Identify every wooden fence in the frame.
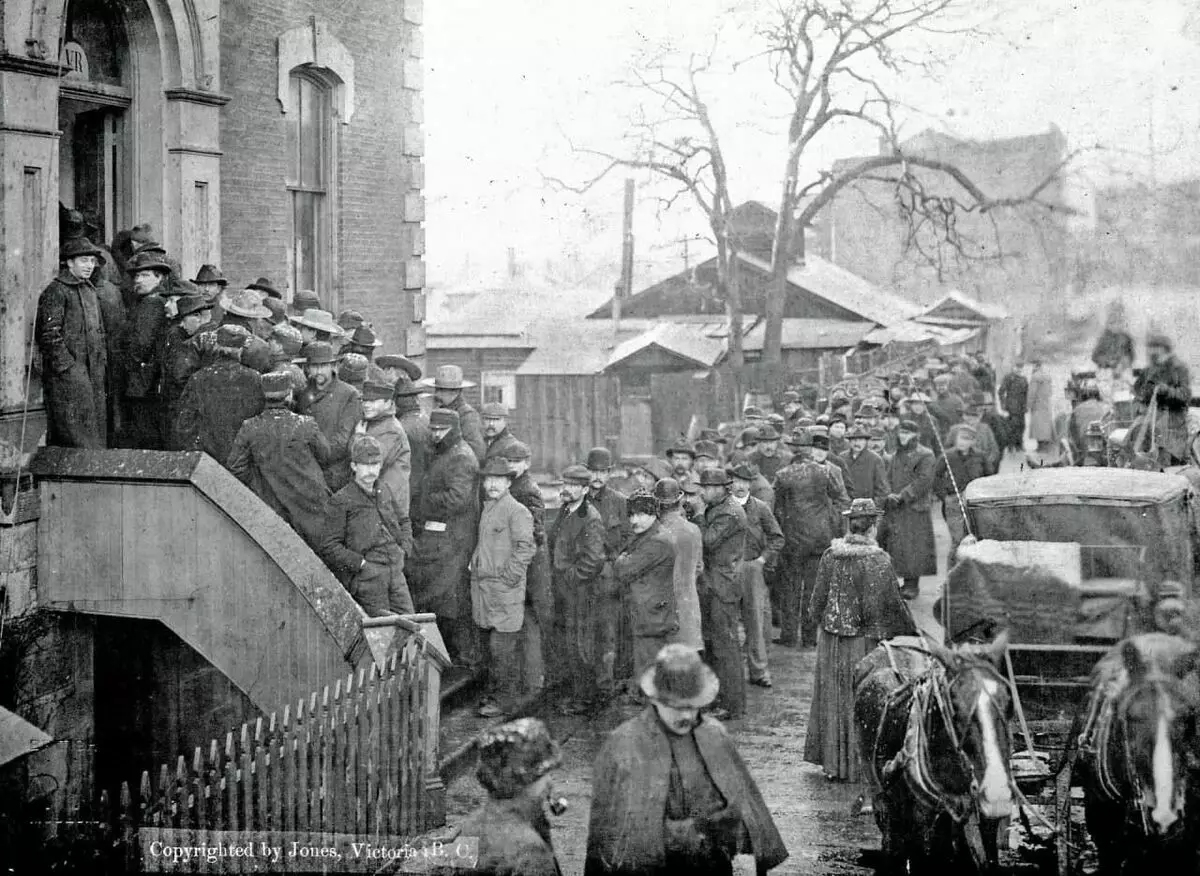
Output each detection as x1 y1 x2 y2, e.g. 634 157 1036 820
8 635 440 871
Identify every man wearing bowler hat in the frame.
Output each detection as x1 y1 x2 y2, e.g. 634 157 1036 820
749 424 790 482
697 467 748 721
319 434 415 617
227 371 332 550
840 422 890 508
883 419 937 600
548 464 606 713
297 340 362 492
36 237 110 447
586 644 787 876
406 408 480 664
174 324 265 463
420 365 486 462
614 489 680 689
158 292 212 445
585 447 632 697
482 402 521 463
356 373 412 520
654 478 704 655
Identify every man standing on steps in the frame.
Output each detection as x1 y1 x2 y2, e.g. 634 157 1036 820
883 419 937 600
585 447 631 700
698 467 748 721
296 340 361 492
421 364 486 462
355 374 412 522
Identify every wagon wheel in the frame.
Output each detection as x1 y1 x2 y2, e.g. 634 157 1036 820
1055 740 1081 876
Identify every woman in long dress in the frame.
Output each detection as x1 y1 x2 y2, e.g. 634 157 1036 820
804 499 916 782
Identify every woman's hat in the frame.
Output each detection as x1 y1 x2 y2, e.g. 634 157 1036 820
475 718 561 800
639 643 719 708
60 237 104 262
222 288 273 319
843 498 885 519
290 309 346 336
192 264 227 286
246 277 282 300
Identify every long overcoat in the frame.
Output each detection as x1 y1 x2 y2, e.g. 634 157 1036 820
1133 353 1193 460
357 415 412 517
226 405 332 548
399 408 432 510
297 377 361 492
884 440 937 578
510 470 553 629
773 460 847 558
840 448 890 505
35 270 107 447
443 394 486 462
548 497 606 661
471 491 536 632
585 708 788 876
174 358 265 463
1027 368 1056 444
407 427 479 619
658 508 704 651
701 495 747 604
318 480 413 611
613 521 679 638
158 322 203 446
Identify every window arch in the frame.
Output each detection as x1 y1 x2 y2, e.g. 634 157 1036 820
287 69 336 306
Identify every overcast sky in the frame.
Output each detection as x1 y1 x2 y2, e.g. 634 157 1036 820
424 0 1200 287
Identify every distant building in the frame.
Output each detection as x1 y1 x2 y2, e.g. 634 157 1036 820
1083 179 1200 288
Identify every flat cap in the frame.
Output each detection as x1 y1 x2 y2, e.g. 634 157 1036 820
480 402 509 418
429 408 460 428
350 435 382 465
561 464 591 484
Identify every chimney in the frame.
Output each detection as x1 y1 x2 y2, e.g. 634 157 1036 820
507 247 518 280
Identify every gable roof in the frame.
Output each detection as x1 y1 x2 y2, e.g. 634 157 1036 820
916 290 1008 326
607 321 727 370
741 318 875 352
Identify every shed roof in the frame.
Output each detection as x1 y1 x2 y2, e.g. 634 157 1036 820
514 320 635 376
741 318 874 351
964 469 1190 506
863 321 979 347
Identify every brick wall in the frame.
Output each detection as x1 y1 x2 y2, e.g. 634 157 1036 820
219 0 424 355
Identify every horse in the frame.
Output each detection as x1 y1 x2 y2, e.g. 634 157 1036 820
1078 632 1200 876
853 632 1014 875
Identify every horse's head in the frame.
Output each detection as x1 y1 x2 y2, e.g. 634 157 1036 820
1116 637 1200 835
929 631 1015 819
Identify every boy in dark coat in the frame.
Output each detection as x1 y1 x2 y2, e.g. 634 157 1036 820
35 238 109 448
227 371 331 550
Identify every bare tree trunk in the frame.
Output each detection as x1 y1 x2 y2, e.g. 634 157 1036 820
765 170 798 365
718 239 744 370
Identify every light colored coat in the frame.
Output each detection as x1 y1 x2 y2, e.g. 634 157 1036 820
471 491 535 632
1027 368 1056 443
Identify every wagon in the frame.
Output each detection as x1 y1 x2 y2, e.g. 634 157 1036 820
943 468 1196 874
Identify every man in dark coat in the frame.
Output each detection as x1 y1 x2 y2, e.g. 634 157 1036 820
586 645 788 876
698 468 748 721
318 435 414 617
586 446 632 696
1133 329 1193 465
932 424 987 566
773 431 849 647
549 464 607 713
174 325 265 463
749 425 791 482
406 408 480 664
35 238 109 448
422 364 486 462
840 424 890 506
296 341 361 492
120 249 172 448
614 490 680 685
504 441 554 696
355 376 412 519
227 371 331 549
395 375 432 513
482 402 521 462
998 361 1029 452
730 462 784 690
884 420 938 599
158 293 211 447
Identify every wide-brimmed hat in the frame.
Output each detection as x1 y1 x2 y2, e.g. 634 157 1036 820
60 237 105 263
221 288 273 320
246 277 281 300
192 264 227 286
290 309 345 336
298 341 337 365
479 457 517 479
420 364 475 390
393 374 430 398
475 718 561 800
843 498 885 519
174 294 212 319
346 324 382 348
640 644 719 708
125 250 170 274
376 354 423 382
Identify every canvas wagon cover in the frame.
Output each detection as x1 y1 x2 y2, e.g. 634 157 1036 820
963 470 1194 589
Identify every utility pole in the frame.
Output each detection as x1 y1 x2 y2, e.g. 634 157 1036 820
614 178 635 338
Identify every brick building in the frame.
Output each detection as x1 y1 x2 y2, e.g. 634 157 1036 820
0 0 426 454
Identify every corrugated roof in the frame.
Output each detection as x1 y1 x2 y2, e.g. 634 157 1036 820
737 252 921 327
741 318 874 351
607 322 727 369
964 469 1190 506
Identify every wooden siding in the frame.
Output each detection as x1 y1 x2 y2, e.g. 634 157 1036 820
32 449 370 718
511 374 621 475
423 346 532 408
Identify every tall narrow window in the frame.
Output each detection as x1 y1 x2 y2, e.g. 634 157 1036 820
288 72 334 303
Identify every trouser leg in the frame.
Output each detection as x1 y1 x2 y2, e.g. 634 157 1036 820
522 613 545 695
779 553 802 645
386 555 414 614
709 596 746 717
798 554 822 646
490 627 523 710
740 561 770 683
595 589 620 695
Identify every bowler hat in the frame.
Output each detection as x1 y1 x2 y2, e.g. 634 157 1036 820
738 428 760 447
727 461 760 482
843 498 885 519
299 341 338 365
60 237 104 262
500 440 532 462
192 264 227 286
665 438 696 458
561 464 591 484
429 408 460 429
346 324 383 348
743 406 765 419
131 240 167 258
756 425 780 441
376 354 423 382
125 250 170 274
897 419 920 433
639 643 719 708
627 489 659 517
475 718 561 800
246 277 282 300
698 428 725 444
350 435 382 465
174 294 212 319
481 402 509 419
361 376 396 401
693 440 721 460
679 475 700 495
420 364 475 391
222 288 273 320
479 457 516 479
653 477 684 505
697 468 731 487
393 374 430 398
586 447 614 471
291 309 345 336
261 371 294 400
